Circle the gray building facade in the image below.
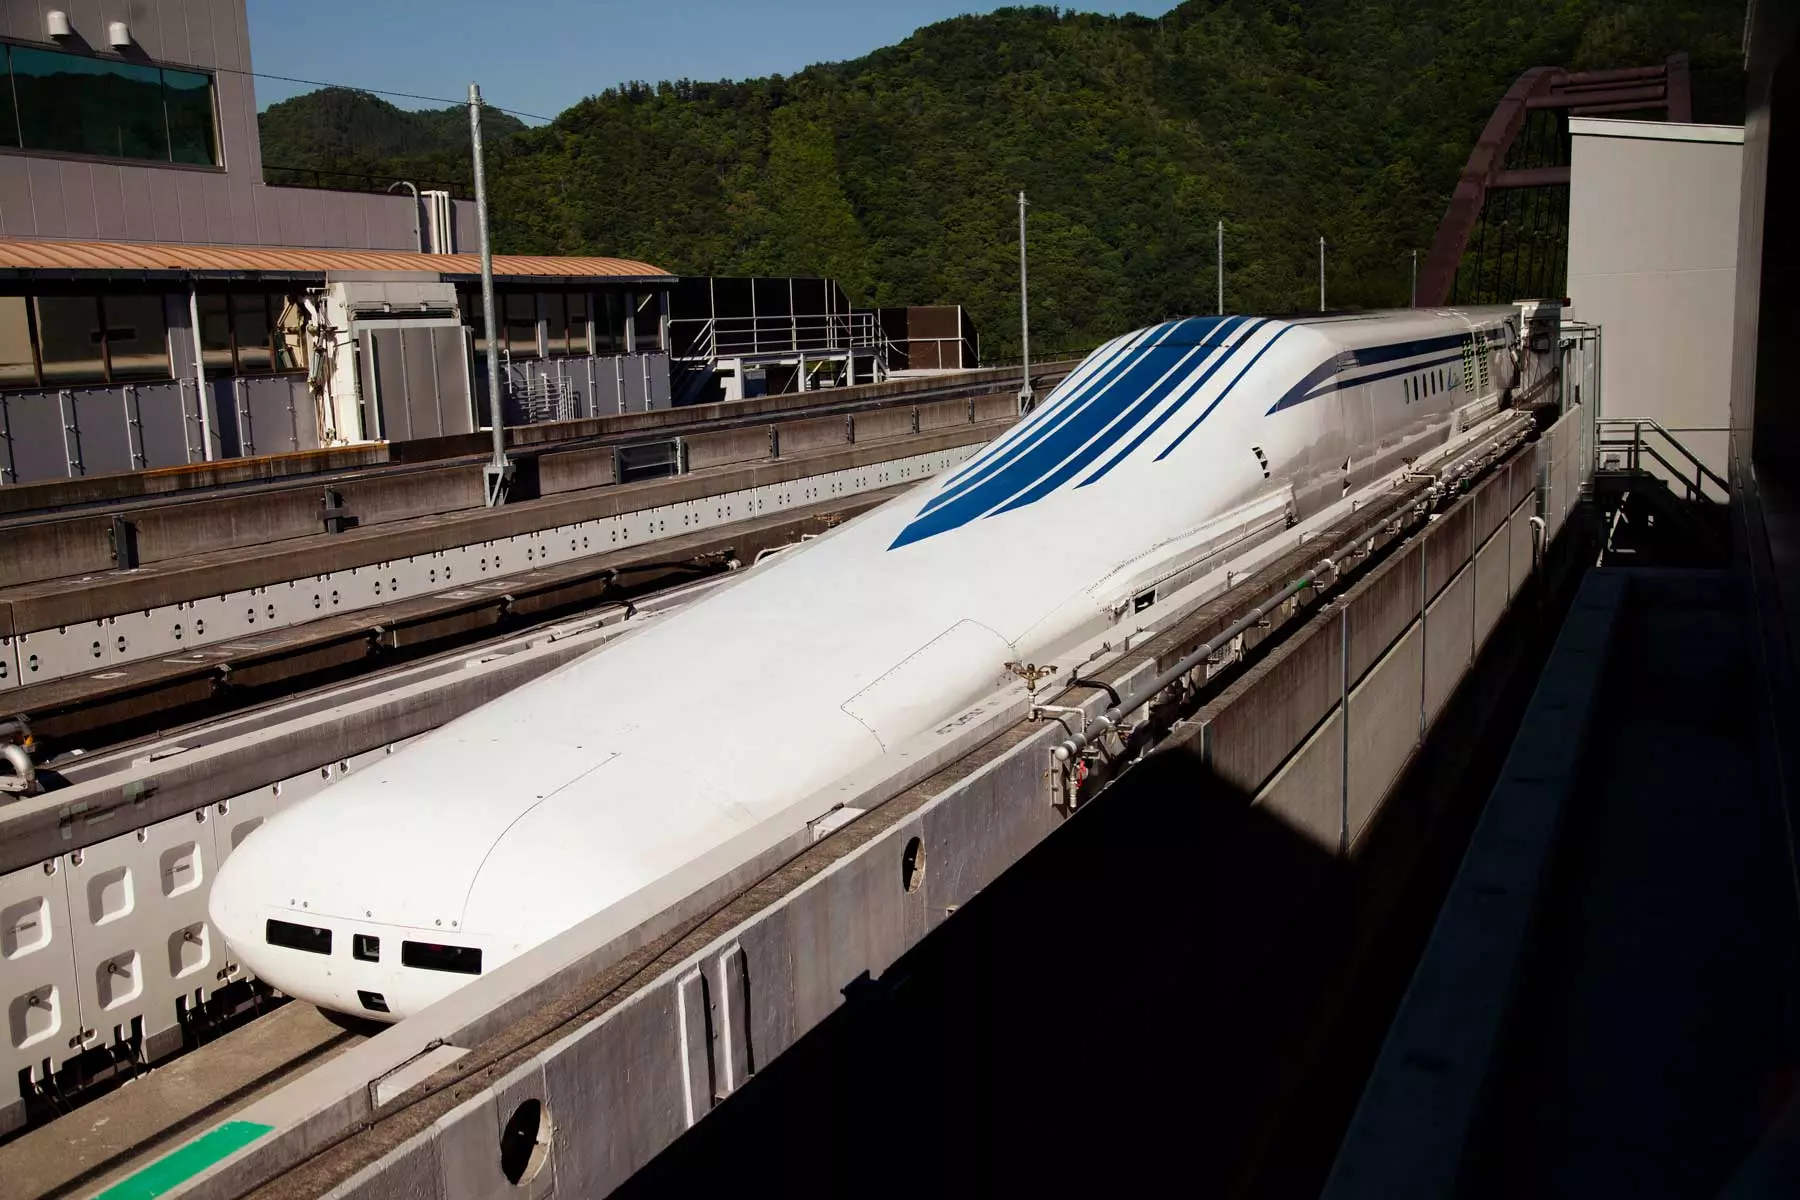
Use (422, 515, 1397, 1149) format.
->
(0, 0, 475, 250)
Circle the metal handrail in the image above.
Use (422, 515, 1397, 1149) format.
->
(668, 312, 887, 361)
(1594, 417, 1729, 504)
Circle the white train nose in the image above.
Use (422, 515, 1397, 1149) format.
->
(206, 765, 529, 1019)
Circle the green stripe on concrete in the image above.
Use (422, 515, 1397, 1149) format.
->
(96, 1120, 274, 1200)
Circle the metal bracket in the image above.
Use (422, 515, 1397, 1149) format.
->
(110, 514, 138, 569)
(320, 487, 358, 533)
(1048, 750, 1089, 811)
(483, 460, 514, 508)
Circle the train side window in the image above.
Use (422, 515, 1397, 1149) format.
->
(402, 940, 483, 975)
(267, 918, 332, 955)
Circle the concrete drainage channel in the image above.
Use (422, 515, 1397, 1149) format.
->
(74, 409, 1587, 1200)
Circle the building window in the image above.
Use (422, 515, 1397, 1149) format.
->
(567, 291, 590, 356)
(634, 292, 661, 353)
(540, 290, 591, 358)
(503, 291, 539, 358)
(595, 293, 627, 354)
(104, 294, 174, 380)
(457, 287, 489, 357)
(20, 293, 171, 386)
(0, 297, 33, 385)
(3, 43, 219, 167)
(542, 291, 568, 357)
(197, 291, 301, 377)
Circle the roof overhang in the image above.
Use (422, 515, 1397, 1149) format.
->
(0, 238, 678, 286)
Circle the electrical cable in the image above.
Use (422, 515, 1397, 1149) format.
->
(211, 64, 555, 124)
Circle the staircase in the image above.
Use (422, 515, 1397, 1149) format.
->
(1591, 418, 1731, 567)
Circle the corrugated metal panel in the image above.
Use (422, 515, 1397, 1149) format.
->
(0, 237, 673, 280)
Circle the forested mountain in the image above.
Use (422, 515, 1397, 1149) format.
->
(259, 88, 524, 189)
(258, 0, 1745, 357)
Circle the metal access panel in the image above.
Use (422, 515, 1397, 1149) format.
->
(0, 855, 79, 1134)
(0, 390, 69, 482)
(237, 377, 309, 457)
(64, 807, 223, 1064)
(68, 388, 134, 476)
(358, 322, 474, 444)
(133, 381, 193, 469)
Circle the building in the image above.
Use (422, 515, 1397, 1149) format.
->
(0, 1, 977, 485)
(0, 0, 681, 484)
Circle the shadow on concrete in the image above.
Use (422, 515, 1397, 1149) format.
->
(614, 554, 1582, 1200)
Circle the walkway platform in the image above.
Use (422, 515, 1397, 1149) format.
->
(1327, 568, 1800, 1197)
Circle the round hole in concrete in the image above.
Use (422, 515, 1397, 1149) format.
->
(499, 1097, 552, 1186)
(902, 836, 926, 894)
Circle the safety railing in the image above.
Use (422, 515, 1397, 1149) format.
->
(1594, 417, 1729, 505)
(668, 312, 888, 363)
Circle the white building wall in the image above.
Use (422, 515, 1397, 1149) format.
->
(1567, 118, 1744, 476)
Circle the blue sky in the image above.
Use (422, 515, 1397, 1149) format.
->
(246, 0, 1182, 119)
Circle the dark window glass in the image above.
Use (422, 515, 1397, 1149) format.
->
(503, 291, 539, 358)
(0, 296, 35, 385)
(596, 292, 626, 353)
(542, 291, 568, 356)
(266, 918, 332, 955)
(459, 286, 489, 356)
(567, 291, 589, 355)
(11, 46, 165, 160)
(197, 292, 233, 376)
(232, 292, 272, 372)
(0, 49, 17, 150)
(634, 292, 660, 353)
(102, 293, 169, 380)
(162, 66, 216, 165)
(34, 295, 104, 384)
(401, 940, 482, 974)
(3, 45, 219, 166)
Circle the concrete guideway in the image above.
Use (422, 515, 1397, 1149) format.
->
(0, 367, 1060, 587)
(6, 488, 898, 749)
(0, 480, 936, 1143)
(0, 423, 1006, 693)
(107, 407, 1587, 1200)
(1327, 569, 1800, 1198)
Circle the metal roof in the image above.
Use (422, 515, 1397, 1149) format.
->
(0, 238, 674, 281)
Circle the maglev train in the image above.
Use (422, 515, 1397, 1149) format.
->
(210, 304, 1555, 1020)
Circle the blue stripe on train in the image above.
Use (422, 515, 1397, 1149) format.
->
(1074, 317, 1263, 488)
(1266, 331, 1474, 414)
(891, 316, 1237, 548)
(930, 326, 1147, 498)
(918, 322, 1167, 517)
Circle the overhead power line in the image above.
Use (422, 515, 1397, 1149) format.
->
(212, 64, 555, 124)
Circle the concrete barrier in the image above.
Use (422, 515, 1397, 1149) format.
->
(536, 445, 618, 495)
(682, 427, 770, 472)
(917, 398, 972, 432)
(778, 415, 851, 456)
(851, 406, 916, 443)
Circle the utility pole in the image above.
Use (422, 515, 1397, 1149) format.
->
(471, 83, 511, 506)
(1017, 190, 1034, 415)
(1319, 236, 1326, 313)
(1411, 249, 1419, 308)
(1217, 219, 1224, 315)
